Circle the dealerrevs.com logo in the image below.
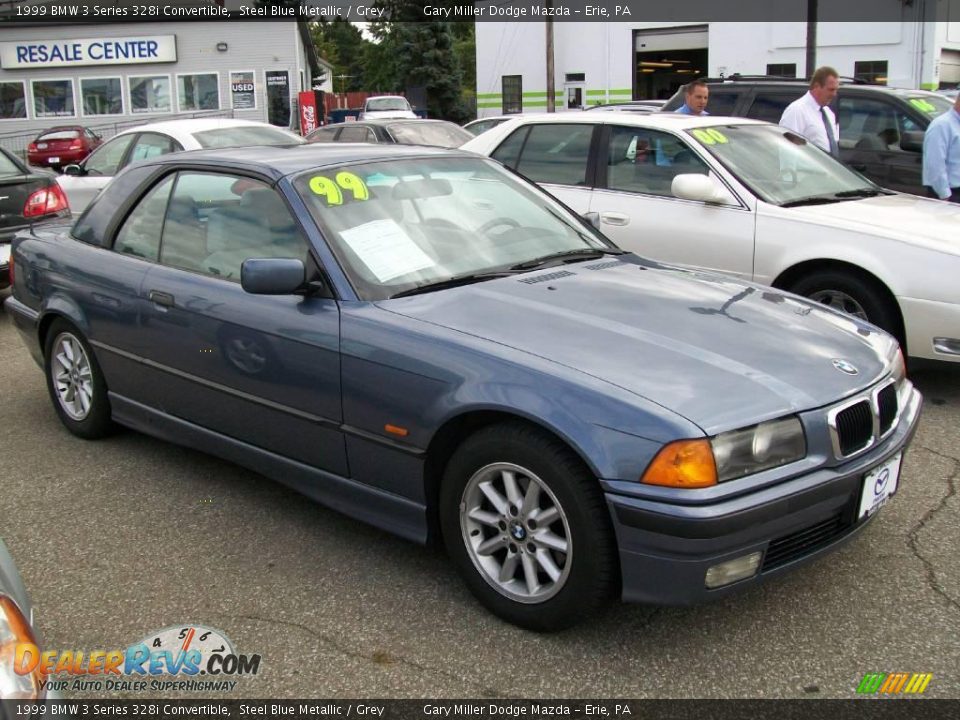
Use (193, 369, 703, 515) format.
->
(14, 624, 261, 693)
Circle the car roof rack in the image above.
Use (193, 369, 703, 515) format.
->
(702, 73, 873, 85)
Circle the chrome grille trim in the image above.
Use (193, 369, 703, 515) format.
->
(827, 378, 900, 460)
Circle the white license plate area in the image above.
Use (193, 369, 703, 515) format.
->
(48, 156, 60, 163)
(0, 244, 10, 267)
(858, 453, 902, 520)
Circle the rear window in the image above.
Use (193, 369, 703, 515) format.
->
(366, 97, 411, 112)
(191, 126, 305, 149)
(0, 150, 22, 177)
(387, 122, 472, 148)
(36, 129, 80, 141)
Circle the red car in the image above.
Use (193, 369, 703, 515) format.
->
(27, 126, 102, 170)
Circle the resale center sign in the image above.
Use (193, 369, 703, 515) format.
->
(0, 35, 177, 69)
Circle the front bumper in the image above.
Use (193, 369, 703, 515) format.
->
(606, 384, 922, 605)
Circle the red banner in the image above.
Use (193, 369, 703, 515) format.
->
(298, 91, 318, 135)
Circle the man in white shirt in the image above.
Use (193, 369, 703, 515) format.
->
(779, 67, 841, 156)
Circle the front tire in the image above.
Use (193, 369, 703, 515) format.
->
(790, 270, 903, 346)
(440, 423, 617, 631)
(43, 319, 114, 439)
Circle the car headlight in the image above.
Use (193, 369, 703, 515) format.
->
(641, 417, 807, 488)
(0, 595, 42, 700)
(710, 416, 806, 482)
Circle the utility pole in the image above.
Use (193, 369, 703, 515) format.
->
(546, 0, 555, 113)
(805, 0, 818, 78)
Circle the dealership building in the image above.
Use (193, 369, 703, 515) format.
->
(0, 16, 331, 146)
(476, 12, 960, 114)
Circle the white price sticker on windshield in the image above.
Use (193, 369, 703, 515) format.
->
(339, 219, 435, 283)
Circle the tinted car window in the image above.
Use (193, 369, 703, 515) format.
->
(387, 121, 472, 148)
(491, 126, 529, 168)
(71, 164, 160, 246)
(161, 172, 308, 280)
(307, 127, 338, 143)
(37, 129, 80, 141)
(606, 125, 708, 197)
(191, 126, 304, 148)
(511, 124, 593, 186)
(836, 97, 914, 151)
(113, 175, 174, 260)
(128, 133, 180, 164)
(338, 126, 375, 143)
(745, 92, 803, 123)
(0, 148, 21, 176)
(703, 90, 741, 116)
(83, 134, 134, 176)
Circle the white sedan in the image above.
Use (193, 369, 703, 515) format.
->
(58, 118, 304, 213)
(462, 113, 960, 364)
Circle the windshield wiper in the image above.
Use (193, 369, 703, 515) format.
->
(831, 188, 890, 198)
(779, 195, 847, 208)
(390, 271, 515, 298)
(509, 248, 624, 271)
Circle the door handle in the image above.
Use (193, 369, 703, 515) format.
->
(850, 163, 867, 172)
(600, 212, 630, 226)
(148, 290, 175, 308)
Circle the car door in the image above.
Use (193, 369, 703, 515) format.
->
(588, 124, 756, 279)
(490, 122, 598, 215)
(58, 132, 136, 212)
(137, 169, 348, 476)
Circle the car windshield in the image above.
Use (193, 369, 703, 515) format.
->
(191, 126, 305, 149)
(903, 93, 955, 118)
(387, 122, 473, 148)
(687, 124, 880, 206)
(294, 156, 614, 300)
(366, 97, 410, 112)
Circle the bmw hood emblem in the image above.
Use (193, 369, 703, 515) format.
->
(832, 359, 859, 375)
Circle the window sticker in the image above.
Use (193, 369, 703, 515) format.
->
(339, 219, 435, 283)
(309, 172, 370, 205)
(692, 128, 729, 145)
(908, 98, 938, 114)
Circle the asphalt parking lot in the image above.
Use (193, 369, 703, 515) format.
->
(1, 295, 958, 700)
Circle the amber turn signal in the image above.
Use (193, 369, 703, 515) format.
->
(641, 439, 717, 488)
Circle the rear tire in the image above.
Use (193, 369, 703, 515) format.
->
(440, 422, 617, 631)
(43, 319, 114, 439)
(790, 270, 903, 346)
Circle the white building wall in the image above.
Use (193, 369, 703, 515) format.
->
(476, 20, 949, 117)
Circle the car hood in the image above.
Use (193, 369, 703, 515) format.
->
(779, 193, 960, 256)
(380, 258, 894, 434)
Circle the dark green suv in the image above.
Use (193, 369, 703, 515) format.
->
(662, 79, 954, 195)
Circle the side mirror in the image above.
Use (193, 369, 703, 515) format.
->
(241, 258, 305, 295)
(581, 211, 601, 229)
(671, 173, 735, 204)
(62, 164, 84, 176)
(900, 130, 924, 153)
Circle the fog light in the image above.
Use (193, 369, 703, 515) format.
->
(705, 552, 762, 589)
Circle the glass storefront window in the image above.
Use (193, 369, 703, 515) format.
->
(0, 82, 27, 119)
(178, 73, 219, 112)
(81, 77, 123, 116)
(32, 79, 74, 118)
(129, 76, 171, 114)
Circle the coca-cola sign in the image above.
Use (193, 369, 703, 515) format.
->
(299, 91, 318, 135)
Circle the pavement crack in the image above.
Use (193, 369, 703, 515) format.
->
(906, 445, 960, 614)
(218, 613, 508, 697)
